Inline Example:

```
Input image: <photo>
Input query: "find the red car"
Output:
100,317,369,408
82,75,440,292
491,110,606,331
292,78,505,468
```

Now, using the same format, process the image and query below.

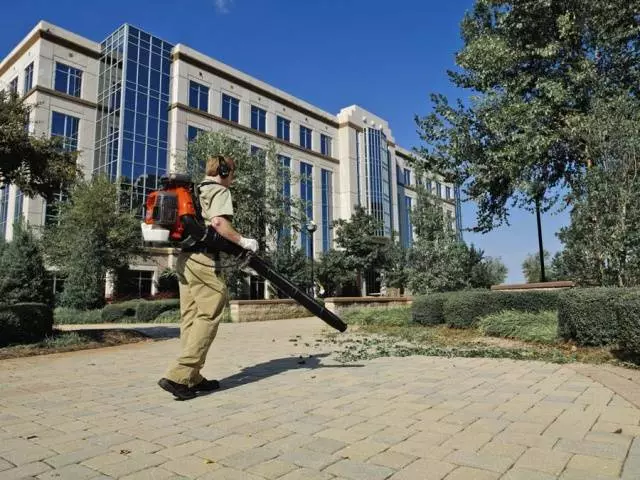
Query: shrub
0,223,52,306
135,299,180,322
154,309,181,323
443,290,560,328
101,300,140,323
617,295,640,354
54,308,103,325
412,293,447,325
478,310,558,344
0,303,53,346
557,288,633,346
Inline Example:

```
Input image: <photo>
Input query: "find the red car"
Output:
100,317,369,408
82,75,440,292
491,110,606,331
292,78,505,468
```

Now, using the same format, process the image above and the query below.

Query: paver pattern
2,318,640,479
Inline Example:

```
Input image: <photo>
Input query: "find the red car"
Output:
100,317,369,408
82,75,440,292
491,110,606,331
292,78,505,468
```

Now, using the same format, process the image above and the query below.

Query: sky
0,0,570,283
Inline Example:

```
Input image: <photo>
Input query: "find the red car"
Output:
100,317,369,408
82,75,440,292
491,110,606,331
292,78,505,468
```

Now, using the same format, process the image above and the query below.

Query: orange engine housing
144,186,196,241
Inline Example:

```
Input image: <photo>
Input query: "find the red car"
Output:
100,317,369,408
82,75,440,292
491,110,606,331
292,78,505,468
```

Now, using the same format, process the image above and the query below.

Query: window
14,189,24,224
403,196,413,248
277,116,290,141
278,155,291,242
24,62,33,93
45,189,67,226
320,134,332,156
436,181,442,198
250,145,265,162
300,126,312,150
54,62,82,97
321,169,333,252
188,81,209,112
8,77,18,94
187,125,204,142
446,186,452,200
403,168,411,186
222,94,239,122
51,111,80,151
425,178,432,193
300,162,313,257
251,106,266,132
0,187,8,240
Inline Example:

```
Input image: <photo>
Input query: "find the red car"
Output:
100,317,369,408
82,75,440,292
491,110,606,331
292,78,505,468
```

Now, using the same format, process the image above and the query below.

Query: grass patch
478,310,558,344
342,306,412,327
54,308,103,325
0,329,150,360
326,307,634,368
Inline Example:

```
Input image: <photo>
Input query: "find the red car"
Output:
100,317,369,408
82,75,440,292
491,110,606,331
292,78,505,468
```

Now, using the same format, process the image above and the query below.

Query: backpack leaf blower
141,173,347,333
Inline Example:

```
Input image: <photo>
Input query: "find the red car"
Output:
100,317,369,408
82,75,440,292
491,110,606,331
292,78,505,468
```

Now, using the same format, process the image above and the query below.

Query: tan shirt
198,176,234,225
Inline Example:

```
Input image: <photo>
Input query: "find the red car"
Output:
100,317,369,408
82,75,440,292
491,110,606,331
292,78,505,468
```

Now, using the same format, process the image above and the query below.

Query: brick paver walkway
2,318,640,479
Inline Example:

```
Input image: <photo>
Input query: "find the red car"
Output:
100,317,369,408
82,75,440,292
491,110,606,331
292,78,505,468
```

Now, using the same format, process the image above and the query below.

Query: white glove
239,237,259,253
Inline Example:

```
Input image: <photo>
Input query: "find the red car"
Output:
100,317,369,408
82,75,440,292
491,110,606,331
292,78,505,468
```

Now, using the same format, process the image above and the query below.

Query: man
158,155,258,400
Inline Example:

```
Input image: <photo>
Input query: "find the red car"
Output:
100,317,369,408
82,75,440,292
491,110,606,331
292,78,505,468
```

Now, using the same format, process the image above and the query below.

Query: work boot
158,378,196,400
191,378,220,392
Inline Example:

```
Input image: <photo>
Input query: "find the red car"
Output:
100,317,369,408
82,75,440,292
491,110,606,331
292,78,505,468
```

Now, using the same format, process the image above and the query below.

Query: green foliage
54,308,103,325
135,299,180,322
334,206,392,294
0,223,52,306
443,290,560,328
265,246,310,298
412,293,448,326
40,332,87,348
415,0,640,232
556,95,640,287
315,249,356,297
101,300,139,323
479,310,558,344
557,288,636,346
617,296,640,355
522,250,553,283
43,175,143,310
342,307,411,327
154,309,181,323
156,268,179,295
0,91,79,200
0,303,53,346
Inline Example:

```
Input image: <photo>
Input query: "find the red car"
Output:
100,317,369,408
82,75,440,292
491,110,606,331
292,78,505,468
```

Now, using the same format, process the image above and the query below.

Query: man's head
206,155,236,186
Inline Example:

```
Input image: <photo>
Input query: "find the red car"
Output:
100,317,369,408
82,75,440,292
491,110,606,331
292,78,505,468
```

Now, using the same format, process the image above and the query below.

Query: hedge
617,295,640,355
101,300,139,322
412,293,447,325
54,308,103,325
558,288,640,346
442,290,560,328
135,299,180,322
0,303,53,346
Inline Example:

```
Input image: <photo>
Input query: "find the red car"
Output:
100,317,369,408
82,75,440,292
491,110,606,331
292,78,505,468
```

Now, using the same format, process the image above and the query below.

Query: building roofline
0,21,101,77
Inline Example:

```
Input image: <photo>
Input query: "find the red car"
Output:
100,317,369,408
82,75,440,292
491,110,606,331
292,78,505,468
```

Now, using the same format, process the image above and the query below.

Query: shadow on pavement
132,326,181,339
198,353,363,395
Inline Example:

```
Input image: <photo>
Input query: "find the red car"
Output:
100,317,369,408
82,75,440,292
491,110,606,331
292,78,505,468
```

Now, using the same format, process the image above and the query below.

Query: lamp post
306,220,317,297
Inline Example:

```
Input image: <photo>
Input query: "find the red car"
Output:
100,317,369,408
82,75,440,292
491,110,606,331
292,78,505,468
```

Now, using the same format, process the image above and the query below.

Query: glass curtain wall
94,24,173,214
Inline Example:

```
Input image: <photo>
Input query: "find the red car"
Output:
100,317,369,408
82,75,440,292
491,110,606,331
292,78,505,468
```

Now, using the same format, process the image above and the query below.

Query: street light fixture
306,220,317,297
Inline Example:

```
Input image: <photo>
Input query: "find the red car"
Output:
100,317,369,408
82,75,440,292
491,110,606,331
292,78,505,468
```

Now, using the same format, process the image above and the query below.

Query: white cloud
214,0,234,14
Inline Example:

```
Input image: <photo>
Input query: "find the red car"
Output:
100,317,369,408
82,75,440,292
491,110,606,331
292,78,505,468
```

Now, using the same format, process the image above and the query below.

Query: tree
415,0,640,233
333,206,391,295
315,249,356,297
466,245,508,288
0,91,79,200
406,178,469,293
181,130,309,298
522,250,553,283
0,222,52,306
555,94,640,287
44,175,143,309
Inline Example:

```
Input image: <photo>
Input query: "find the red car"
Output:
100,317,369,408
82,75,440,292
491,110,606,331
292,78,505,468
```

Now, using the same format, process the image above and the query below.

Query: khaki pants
164,252,227,387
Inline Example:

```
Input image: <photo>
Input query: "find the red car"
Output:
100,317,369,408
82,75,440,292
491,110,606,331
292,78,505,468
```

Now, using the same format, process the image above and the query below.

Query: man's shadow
197,353,363,396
